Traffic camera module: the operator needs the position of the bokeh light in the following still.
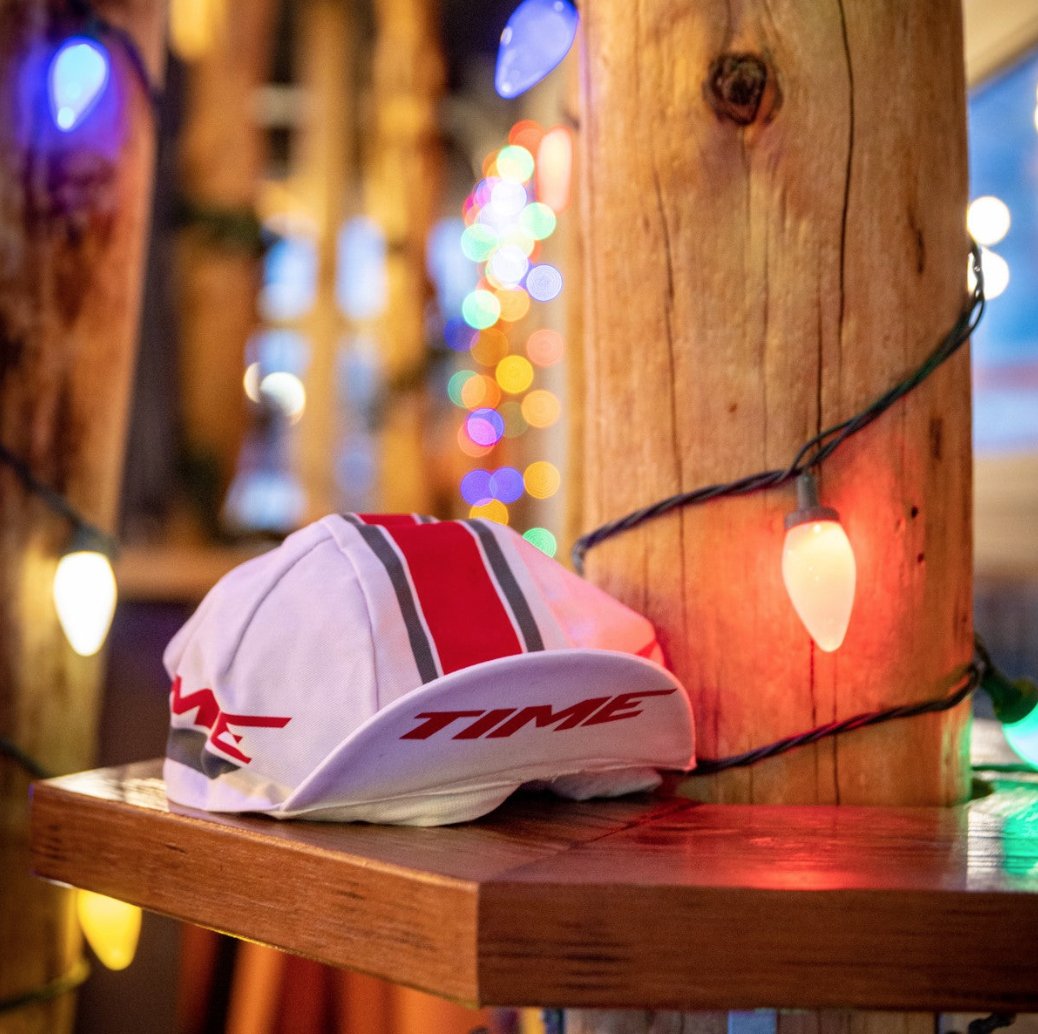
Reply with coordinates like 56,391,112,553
524,460,561,499
526,328,564,366
497,145,535,183
243,362,262,402
447,369,476,407
461,373,503,410
509,119,545,155
521,389,561,428
461,469,493,506
967,196,1011,247
466,408,505,446
489,180,528,219
489,466,525,503
461,223,499,263
496,288,531,322
496,355,535,394
500,401,529,438
498,228,536,257
519,202,557,241
469,500,510,524
471,328,510,366
444,319,476,353
526,264,563,302
523,527,558,557
457,423,493,458
462,289,502,329
536,126,573,212
488,244,531,287
259,371,307,423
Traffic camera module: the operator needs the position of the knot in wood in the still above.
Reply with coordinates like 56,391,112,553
707,53,778,126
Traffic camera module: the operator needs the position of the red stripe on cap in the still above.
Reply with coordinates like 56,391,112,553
355,514,427,527
381,521,523,675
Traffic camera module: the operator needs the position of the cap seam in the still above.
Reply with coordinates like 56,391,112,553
327,517,382,715
222,528,335,681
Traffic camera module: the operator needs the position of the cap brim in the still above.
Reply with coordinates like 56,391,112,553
279,649,695,825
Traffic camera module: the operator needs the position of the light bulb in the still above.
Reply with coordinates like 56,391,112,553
53,544,118,657
1003,707,1038,770
76,890,141,971
48,37,111,133
981,663,1038,770
781,474,856,652
495,0,579,100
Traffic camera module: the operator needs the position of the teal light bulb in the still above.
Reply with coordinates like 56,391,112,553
1003,705,1038,769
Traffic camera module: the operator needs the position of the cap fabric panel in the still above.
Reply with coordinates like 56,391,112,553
322,516,426,708
165,523,377,811
511,533,661,656
464,519,570,651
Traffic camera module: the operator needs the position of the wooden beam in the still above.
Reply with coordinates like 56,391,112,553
295,0,355,523
28,761,1038,1012
176,0,277,522
578,0,971,807
0,2,167,1029
573,2,971,1029
366,0,445,513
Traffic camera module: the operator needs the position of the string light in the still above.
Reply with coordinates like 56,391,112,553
76,890,141,971
574,243,985,660
979,643,1038,770
48,37,111,132
781,474,856,652
495,0,579,99
53,532,118,658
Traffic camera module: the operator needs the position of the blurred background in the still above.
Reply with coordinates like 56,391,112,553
67,0,1038,1030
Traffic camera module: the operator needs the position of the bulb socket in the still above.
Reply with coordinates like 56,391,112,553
784,473,840,530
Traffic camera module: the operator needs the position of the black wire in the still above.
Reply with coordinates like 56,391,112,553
572,243,985,574
692,652,985,774
0,959,90,1016
0,736,54,780
0,441,117,555
65,0,164,113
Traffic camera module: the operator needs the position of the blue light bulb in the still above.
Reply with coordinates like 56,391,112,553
495,0,578,100
49,37,111,133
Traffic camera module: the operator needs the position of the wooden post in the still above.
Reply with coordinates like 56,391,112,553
296,0,354,524
0,2,166,1031
366,0,444,514
572,0,970,1030
176,0,276,525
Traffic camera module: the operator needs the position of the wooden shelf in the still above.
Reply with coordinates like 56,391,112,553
115,542,273,603
30,759,1038,1012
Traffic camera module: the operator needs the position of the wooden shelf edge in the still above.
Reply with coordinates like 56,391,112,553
29,760,1038,1011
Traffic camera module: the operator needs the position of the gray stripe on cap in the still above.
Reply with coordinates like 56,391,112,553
345,518,441,684
464,520,545,652
166,728,241,779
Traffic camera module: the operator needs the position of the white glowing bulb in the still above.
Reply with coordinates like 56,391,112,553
966,196,1011,247
77,890,142,971
53,549,117,657
781,475,856,653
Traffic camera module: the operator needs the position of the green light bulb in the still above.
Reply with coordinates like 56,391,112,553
1003,705,1038,770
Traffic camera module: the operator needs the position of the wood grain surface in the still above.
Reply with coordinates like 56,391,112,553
577,0,972,809
0,4,167,1030
28,761,1038,1011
